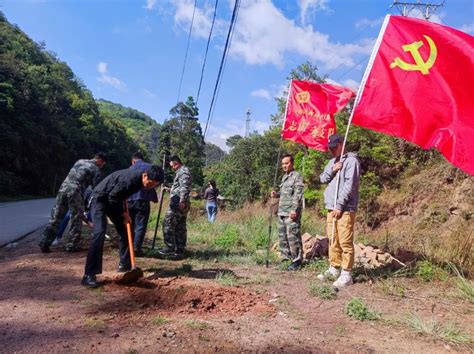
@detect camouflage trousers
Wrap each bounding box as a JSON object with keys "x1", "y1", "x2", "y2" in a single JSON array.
[
  {"x1": 277, "y1": 215, "x2": 303, "y2": 262},
  {"x1": 162, "y1": 204, "x2": 189, "y2": 251},
  {"x1": 39, "y1": 189, "x2": 84, "y2": 249}
]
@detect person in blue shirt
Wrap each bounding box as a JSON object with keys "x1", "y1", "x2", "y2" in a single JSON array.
[{"x1": 127, "y1": 152, "x2": 159, "y2": 257}]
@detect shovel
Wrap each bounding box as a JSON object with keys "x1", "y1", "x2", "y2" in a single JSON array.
[{"x1": 116, "y1": 201, "x2": 144, "y2": 285}]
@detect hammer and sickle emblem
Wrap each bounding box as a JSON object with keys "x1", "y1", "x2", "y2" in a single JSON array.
[
  {"x1": 390, "y1": 35, "x2": 437, "y2": 75},
  {"x1": 296, "y1": 91, "x2": 310, "y2": 104}
]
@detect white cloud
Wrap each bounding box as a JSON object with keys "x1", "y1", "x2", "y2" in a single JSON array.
[
  {"x1": 251, "y1": 89, "x2": 272, "y2": 100},
  {"x1": 144, "y1": 0, "x2": 157, "y2": 10},
  {"x1": 230, "y1": 0, "x2": 373, "y2": 69},
  {"x1": 355, "y1": 17, "x2": 384, "y2": 29},
  {"x1": 459, "y1": 23, "x2": 474, "y2": 34},
  {"x1": 97, "y1": 62, "x2": 108, "y2": 74},
  {"x1": 165, "y1": 0, "x2": 372, "y2": 70},
  {"x1": 172, "y1": 0, "x2": 226, "y2": 38},
  {"x1": 298, "y1": 0, "x2": 331, "y2": 25},
  {"x1": 96, "y1": 62, "x2": 126, "y2": 91}
]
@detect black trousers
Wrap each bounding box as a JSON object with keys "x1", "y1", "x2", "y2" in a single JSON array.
[
  {"x1": 84, "y1": 198, "x2": 130, "y2": 276},
  {"x1": 128, "y1": 200, "x2": 151, "y2": 251}
]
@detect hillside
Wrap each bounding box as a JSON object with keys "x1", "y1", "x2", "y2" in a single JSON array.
[
  {"x1": 358, "y1": 157, "x2": 473, "y2": 274},
  {"x1": 97, "y1": 99, "x2": 161, "y2": 162},
  {"x1": 0, "y1": 12, "x2": 140, "y2": 197}
]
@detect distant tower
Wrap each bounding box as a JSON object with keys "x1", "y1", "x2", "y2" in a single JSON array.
[
  {"x1": 245, "y1": 108, "x2": 251, "y2": 137},
  {"x1": 390, "y1": 0, "x2": 444, "y2": 20}
]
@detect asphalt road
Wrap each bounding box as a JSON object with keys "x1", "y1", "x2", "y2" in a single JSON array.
[{"x1": 0, "y1": 198, "x2": 55, "y2": 247}]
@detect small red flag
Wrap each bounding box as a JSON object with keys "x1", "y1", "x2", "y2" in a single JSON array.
[
  {"x1": 282, "y1": 80, "x2": 355, "y2": 151},
  {"x1": 353, "y1": 15, "x2": 474, "y2": 175}
]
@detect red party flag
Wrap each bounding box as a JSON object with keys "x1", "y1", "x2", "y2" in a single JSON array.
[
  {"x1": 353, "y1": 15, "x2": 474, "y2": 176},
  {"x1": 282, "y1": 80, "x2": 355, "y2": 151}
]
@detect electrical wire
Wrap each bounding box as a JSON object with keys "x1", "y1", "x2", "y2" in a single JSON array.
[
  {"x1": 203, "y1": 0, "x2": 240, "y2": 140},
  {"x1": 176, "y1": 0, "x2": 198, "y2": 103},
  {"x1": 196, "y1": 0, "x2": 219, "y2": 106}
]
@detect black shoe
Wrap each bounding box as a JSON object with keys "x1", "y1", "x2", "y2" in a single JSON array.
[
  {"x1": 65, "y1": 245, "x2": 82, "y2": 252},
  {"x1": 81, "y1": 275, "x2": 98, "y2": 288},
  {"x1": 134, "y1": 249, "x2": 145, "y2": 257},
  {"x1": 158, "y1": 247, "x2": 175, "y2": 256},
  {"x1": 287, "y1": 260, "x2": 302, "y2": 271},
  {"x1": 39, "y1": 244, "x2": 51, "y2": 253},
  {"x1": 118, "y1": 263, "x2": 132, "y2": 273}
]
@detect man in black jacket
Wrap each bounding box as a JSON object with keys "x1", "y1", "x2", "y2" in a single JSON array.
[{"x1": 82, "y1": 165, "x2": 164, "y2": 288}]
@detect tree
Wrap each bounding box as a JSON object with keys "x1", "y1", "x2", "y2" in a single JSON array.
[
  {"x1": 204, "y1": 143, "x2": 226, "y2": 166},
  {"x1": 157, "y1": 96, "x2": 205, "y2": 186}
]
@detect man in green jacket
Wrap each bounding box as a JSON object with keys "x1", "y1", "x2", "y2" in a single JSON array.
[{"x1": 272, "y1": 154, "x2": 305, "y2": 270}]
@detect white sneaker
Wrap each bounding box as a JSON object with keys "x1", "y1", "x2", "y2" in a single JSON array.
[
  {"x1": 51, "y1": 238, "x2": 60, "y2": 246},
  {"x1": 317, "y1": 265, "x2": 340, "y2": 281},
  {"x1": 333, "y1": 270, "x2": 353, "y2": 288}
]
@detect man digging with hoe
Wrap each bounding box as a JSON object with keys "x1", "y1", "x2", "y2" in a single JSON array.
[{"x1": 81, "y1": 165, "x2": 164, "y2": 288}]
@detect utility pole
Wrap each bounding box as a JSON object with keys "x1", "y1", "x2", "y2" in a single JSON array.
[
  {"x1": 390, "y1": 0, "x2": 444, "y2": 20},
  {"x1": 245, "y1": 108, "x2": 251, "y2": 137}
]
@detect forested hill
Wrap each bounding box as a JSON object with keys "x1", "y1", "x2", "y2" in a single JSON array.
[
  {"x1": 0, "y1": 12, "x2": 140, "y2": 198},
  {"x1": 97, "y1": 99, "x2": 161, "y2": 162}
]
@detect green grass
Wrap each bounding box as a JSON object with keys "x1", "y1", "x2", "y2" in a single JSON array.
[
  {"x1": 215, "y1": 271, "x2": 238, "y2": 286},
  {"x1": 450, "y1": 264, "x2": 474, "y2": 304},
  {"x1": 345, "y1": 298, "x2": 380, "y2": 321},
  {"x1": 404, "y1": 313, "x2": 472, "y2": 345},
  {"x1": 185, "y1": 320, "x2": 213, "y2": 330},
  {"x1": 308, "y1": 283, "x2": 337, "y2": 300},
  {"x1": 305, "y1": 259, "x2": 329, "y2": 274},
  {"x1": 416, "y1": 260, "x2": 449, "y2": 282},
  {"x1": 150, "y1": 316, "x2": 169, "y2": 326}
]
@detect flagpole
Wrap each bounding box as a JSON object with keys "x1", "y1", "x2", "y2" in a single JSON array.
[
  {"x1": 330, "y1": 15, "x2": 391, "y2": 245},
  {"x1": 266, "y1": 80, "x2": 293, "y2": 268}
]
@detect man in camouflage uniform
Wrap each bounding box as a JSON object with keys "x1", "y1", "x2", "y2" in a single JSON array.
[
  {"x1": 39, "y1": 153, "x2": 108, "y2": 253},
  {"x1": 272, "y1": 154, "x2": 305, "y2": 270},
  {"x1": 159, "y1": 155, "x2": 192, "y2": 257}
]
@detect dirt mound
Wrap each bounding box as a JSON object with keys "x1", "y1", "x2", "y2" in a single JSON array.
[{"x1": 103, "y1": 276, "x2": 275, "y2": 317}]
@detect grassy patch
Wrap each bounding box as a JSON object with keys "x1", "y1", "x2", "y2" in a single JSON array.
[
  {"x1": 150, "y1": 316, "x2": 169, "y2": 326},
  {"x1": 308, "y1": 283, "x2": 337, "y2": 300},
  {"x1": 345, "y1": 298, "x2": 380, "y2": 321},
  {"x1": 305, "y1": 259, "x2": 329, "y2": 274},
  {"x1": 450, "y1": 264, "x2": 474, "y2": 304},
  {"x1": 215, "y1": 271, "x2": 238, "y2": 286},
  {"x1": 185, "y1": 320, "x2": 213, "y2": 330},
  {"x1": 416, "y1": 260, "x2": 449, "y2": 282},
  {"x1": 404, "y1": 313, "x2": 472, "y2": 345},
  {"x1": 378, "y1": 279, "x2": 406, "y2": 298}
]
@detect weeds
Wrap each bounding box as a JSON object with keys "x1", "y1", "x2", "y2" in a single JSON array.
[
  {"x1": 308, "y1": 283, "x2": 337, "y2": 300},
  {"x1": 450, "y1": 264, "x2": 474, "y2": 304},
  {"x1": 345, "y1": 298, "x2": 380, "y2": 321},
  {"x1": 215, "y1": 271, "x2": 238, "y2": 286},
  {"x1": 404, "y1": 313, "x2": 472, "y2": 345},
  {"x1": 150, "y1": 316, "x2": 169, "y2": 326},
  {"x1": 416, "y1": 260, "x2": 448, "y2": 282},
  {"x1": 305, "y1": 259, "x2": 329, "y2": 274}
]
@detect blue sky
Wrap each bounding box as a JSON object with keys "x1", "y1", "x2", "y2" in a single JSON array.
[{"x1": 2, "y1": 0, "x2": 473, "y2": 149}]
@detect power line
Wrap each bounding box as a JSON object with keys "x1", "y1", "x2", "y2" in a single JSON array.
[
  {"x1": 176, "y1": 0, "x2": 198, "y2": 103},
  {"x1": 205, "y1": 0, "x2": 240, "y2": 139},
  {"x1": 203, "y1": 0, "x2": 241, "y2": 140},
  {"x1": 196, "y1": 0, "x2": 219, "y2": 106}
]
